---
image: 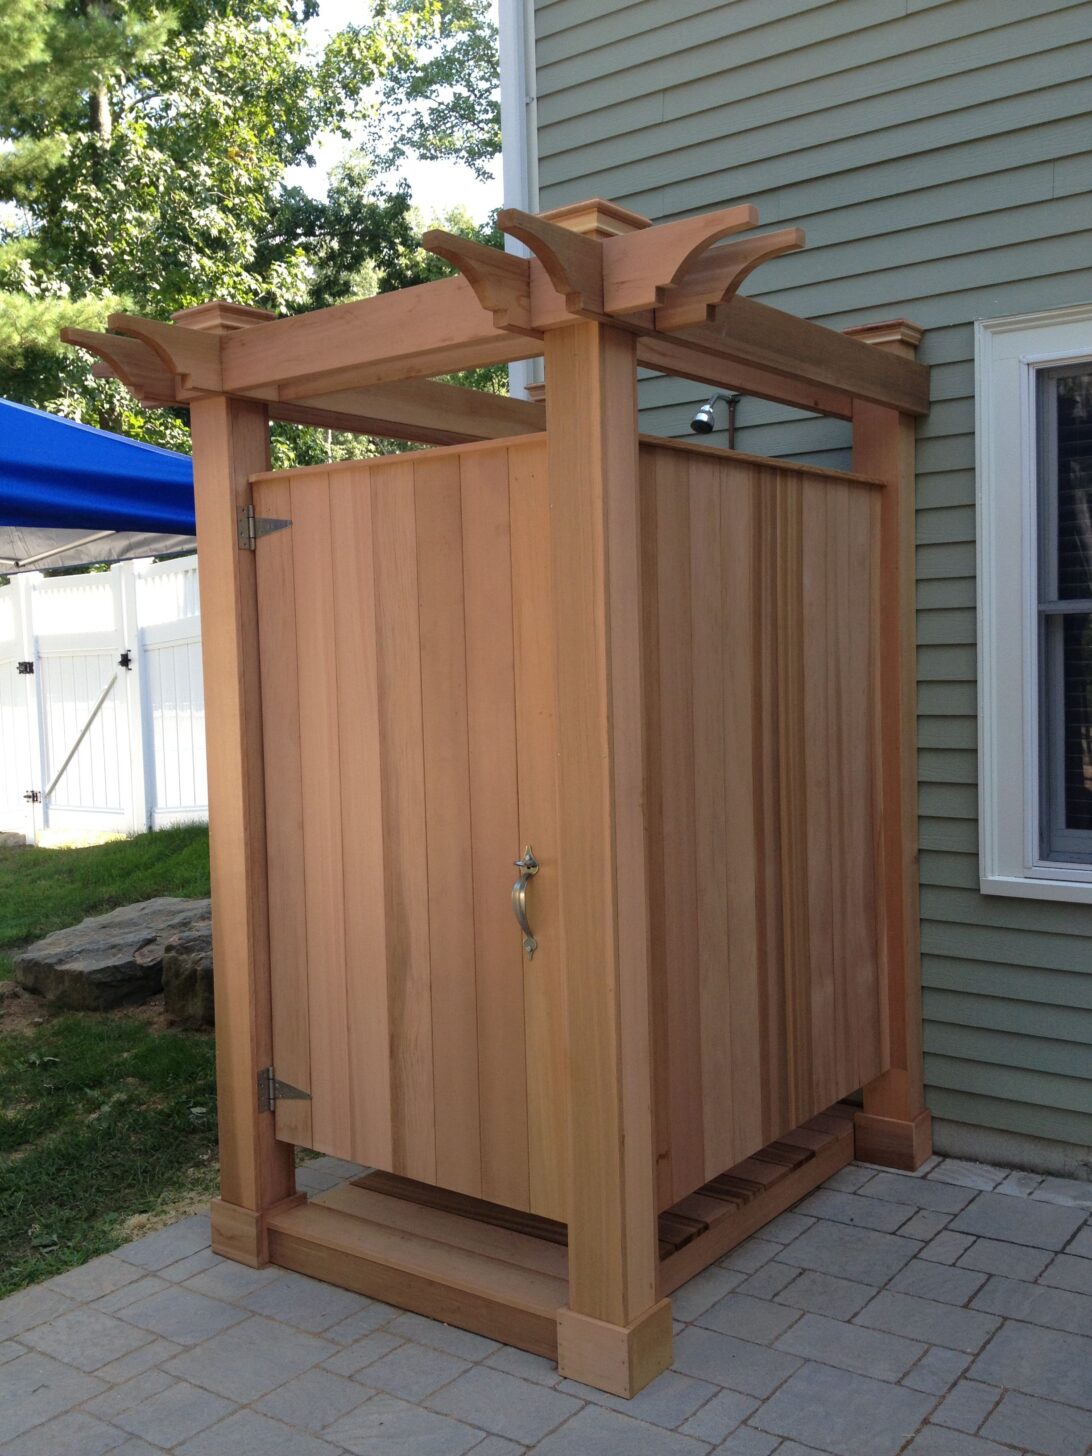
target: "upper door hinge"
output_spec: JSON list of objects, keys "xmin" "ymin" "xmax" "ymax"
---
[
  {"xmin": 16, "ymin": 660, "xmax": 33, "ymax": 675},
  {"xmin": 237, "ymin": 504, "xmax": 291, "ymax": 551},
  {"xmin": 257, "ymin": 1066, "xmax": 312, "ymax": 1114}
]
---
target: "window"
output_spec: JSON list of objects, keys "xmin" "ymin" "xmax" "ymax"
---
[{"xmin": 977, "ymin": 304, "xmax": 1092, "ymax": 901}]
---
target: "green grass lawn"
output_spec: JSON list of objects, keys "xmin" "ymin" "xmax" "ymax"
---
[{"xmin": 0, "ymin": 825, "xmax": 217, "ymax": 1296}]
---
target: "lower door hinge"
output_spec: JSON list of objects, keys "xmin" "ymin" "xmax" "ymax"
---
[
  {"xmin": 238, "ymin": 503, "xmax": 291, "ymax": 551},
  {"xmin": 258, "ymin": 1066, "xmax": 311, "ymax": 1114},
  {"xmin": 23, "ymin": 789, "xmax": 41, "ymax": 804}
]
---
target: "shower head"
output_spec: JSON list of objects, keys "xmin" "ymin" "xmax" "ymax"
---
[{"xmin": 689, "ymin": 391, "xmax": 741, "ymax": 444}]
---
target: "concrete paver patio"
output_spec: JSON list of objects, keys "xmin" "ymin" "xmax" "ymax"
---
[{"xmin": 2, "ymin": 1156, "xmax": 1090, "ymax": 1455}]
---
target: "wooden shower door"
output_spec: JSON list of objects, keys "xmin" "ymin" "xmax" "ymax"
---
[{"xmin": 251, "ymin": 435, "xmax": 568, "ymax": 1221}]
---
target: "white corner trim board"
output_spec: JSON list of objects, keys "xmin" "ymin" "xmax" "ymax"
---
[{"xmin": 975, "ymin": 301, "xmax": 1092, "ymax": 904}]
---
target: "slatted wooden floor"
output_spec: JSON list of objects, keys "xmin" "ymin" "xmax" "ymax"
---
[{"xmin": 265, "ymin": 1104, "xmax": 857, "ymax": 1360}]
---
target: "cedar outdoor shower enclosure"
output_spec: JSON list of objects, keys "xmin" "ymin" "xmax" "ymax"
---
[{"xmin": 68, "ymin": 197, "xmax": 931, "ymax": 1396}]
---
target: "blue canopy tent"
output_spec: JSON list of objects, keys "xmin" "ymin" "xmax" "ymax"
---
[{"xmin": 0, "ymin": 397, "xmax": 196, "ymax": 572}]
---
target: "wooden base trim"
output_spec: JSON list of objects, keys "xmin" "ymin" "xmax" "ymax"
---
[
  {"xmin": 211, "ymin": 1193, "xmax": 305, "ymax": 1268},
  {"xmin": 557, "ymin": 1299, "xmax": 673, "ymax": 1398},
  {"xmin": 854, "ymin": 1109, "xmax": 933, "ymax": 1172},
  {"xmin": 657, "ymin": 1106, "xmax": 856, "ymax": 1295}
]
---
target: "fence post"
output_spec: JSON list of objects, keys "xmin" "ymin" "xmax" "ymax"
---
[{"xmin": 118, "ymin": 561, "xmax": 151, "ymax": 834}]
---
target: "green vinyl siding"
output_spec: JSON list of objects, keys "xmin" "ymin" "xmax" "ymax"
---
[{"xmin": 534, "ymin": 0, "xmax": 1092, "ymax": 1153}]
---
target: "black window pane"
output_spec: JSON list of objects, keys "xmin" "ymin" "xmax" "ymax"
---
[
  {"xmin": 1062, "ymin": 612, "xmax": 1092, "ymax": 833},
  {"xmin": 1055, "ymin": 373, "xmax": 1092, "ymax": 601}
]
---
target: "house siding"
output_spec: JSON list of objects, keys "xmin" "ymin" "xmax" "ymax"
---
[{"xmin": 532, "ymin": 0, "xmax": 1092, "ymax": 1158}]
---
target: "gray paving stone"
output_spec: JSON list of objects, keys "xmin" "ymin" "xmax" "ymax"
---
[
  {"xmin": 677, "ymin": 1387, "xmax": 759, "ymax": 1442},
  {"xmin": 102, "ymin": 1443, "xmax": 168, "ymax": 1456},
  {"xmin": 672, "ymin": 1265, "xmax": 744, "ymax": 1321},
  {"xmin": 0, "ymin": 1283, "xmax": 73, "ymax": 1340},
  {"xmin": 855, "ymin": 1290, "xmax": 1000, "ymax": 1354},
  {"xmin": 163, "ymin": 1314, "xmax": 336, "ymax": 1401},
  {"xmin": 307, "ymin": 1156, "xmax": 367, "ymax": 1181},
  {"xmin": 919, "ymin": 1229, "xmax": 976, "ymax": 1265},
  {"xmin": 181, "ymin": 1259, "xmax": 281, "ymax": 1302},
  {"xmin": 1067, "ymin": 1225, "xmax": 1092, "ymax": 1259},
  {"xmin": 749, "ymin": 1360, "xmax": 933, "ymax": 1456},
  {"xmin": 116, "ymin": 1285, "xmax": 246, "ymax": 1345},
  {"xmin": 114, "ymin": 1216, "xmax": 211, "ymax": 1272},
  {"xmin": 980, "ymin": 1389, "xmax": 1092, "ymax": 1456},
  {"xmin": 529, "ymin": 1403, "xmax": 708, "ymax": 1455},
  {"xmin": 900, "ymin": 1346, "xmax": 972, "ymax": 1395},
  {"xmin": 556, "ymin": 1368, "xmax": 716, "ymax": 1428},
  {"xmin": 254, "ymin": 1366, "xmax": 375, "ymax": 1430},
  {"xmin": 156, "ymin": 1248, "xmax": 222, "ymax": 1284},
  {"xmin": 322, "ymin": 1301, "xmax": 400, "ymax": 1344},
  {"xmin": 93, "ymin": 1337, "xmax": 181, "ymax": 1384},
  {"xmin": 21, "ymin": 1306, "xmax": 153, "ymax": 1372},
  {"xmin": 671, "ymin": 1324, "xmax": 802, "ymax": 1397},
  {"xmin": 717, "ymin": 1237, "xmax": 780, "ymax": 1274},
  {"xmin": 710, "ymin": 1430, "xmax": 779, "ymax": 1455},
  {"xmin": 775, "ymin": 1310, "xmax": 925, "ymax": 1380},
  {"xmin": 358, "ymin": 1342, "xmax": 470, "ymax": 1401},
  {"xmin": 321, "ymin": 1329, "xmax": 404, "ymax": 1377},
  {"xmin": 483, "ymin": 1345, "xmax": 562, "ymax": 1386},
  {"xmin": 694, "ymin": 1291, "xmax": 802, "ymax": 1345},
  {"xmin": 426, "ymin": 1365, "xmax": 581, "ymax": 1444},
  {"xmin": 0, "ymin": 1350, "xmax": 105, "ymax": 1441},
  {"xmin": 773, "ymin": 1268, "xmax": 875, "ymax": 1320},
  {"xmin": 888, "ymin": 1257, "xmax": 988, "ymax": 1306},
  {"xmin": 899, "ymin": 1209, "xmax": 954, "ymax": 1243},
  {"xmin": 956, "ymin": 1236, "xmax": 1053, "ymax": 1281},
  {"xmin": 759, "ymin": 1211, "xmax": 816, "ymax": 1244},
  {"xmin": 822, "ymin": 1164, "xmax": 877, "ymax": 1193},
  {"xmin": 326, "ymin": 1393, "xmax": 485, "ymax": 1456},
  {"xmin": 932, "ymin": 1379, "xmax": 1003, "ymax": 1433},
  {"xmin": 47, "ymin": 1255, "xmax": 146, "ymax": 1303},
  {"xmin": 93, "ymin": 1275, "xmax": 171, "ymax": 1314},
  {"xmin": 0, "ymin": 1410, "xmax": 127, "ymax": 1455},
  {"xmin": 902, "ymin": 1427, "xmax": 1015, "ymax": 1455},
  {"xmin": 929, "ymin": 1159, "xmax": 1006, "ymax": 1191},
  {"xmin": 776, "ymin": 1219, "xmax": 921, "ymax": 1285},
  {"xmin": 795, "ymin": 1188, "xmax": 916, "ymax": 1232},
  {"xmin": 82, "ymin": 1368, "xmax": 175, "ymax": 1419},
  {"xmin": 968, "ymin": 1320, "xmax": 1092, "ymax": 1411},
  {"xmin": 295, "ymin": 1164, "xmax": 346, "ymax": 1193},
  {"xmin": 995, "ymin": 1170, "xmax": 1044, "ymax": 1198},
  {"xmin": 113, "ymin": 1380, "xmax": 236, "ymax": 1445},
  {"xmin": 950, "ymin": 1192, "xmax": 1086, "ymax": 1251},
  {"xmin": 1033, "ymin": 1177, "xmax": 1092, "ymax": 1209},
  {"xmin": 384, "ymin": 1311, "xmax": 499, "ymax": 1360},
  {"xmin": 735, "ymin": 1262, "xmax": 798, "ymax": 1302},
  {"xmin": 856, "ymin": 1171, "xmax": 976, "ymax": 1213},
  {"xmin": 238, "ymin": 1269, "xmax": 370, "ymax": 1331},
  {"xmin": 0, "ymin": 1339, "xmax": 23, "ymax": 1365},
  {"xmin": 1039, "ymin": 1252, "xmax": 1092, "ymax": 1295},
  {"xmin": 972, "ymin": 1273, "xmax": 1092, "ymax": 1336},
  {"xmin": 174, "ymin": 1408, "xmax": 338, "ymax": 1456},
  {"xmin": 472, "ymin": 1441, "xmax": 526, "ymax": 1456}
]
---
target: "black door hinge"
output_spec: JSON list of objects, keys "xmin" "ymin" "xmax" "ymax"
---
[
  {"xmin": 118, "ymin": 650, "xmax": 132, "ymax": 670},
  {"xmin": 16, "ymin": 661, "xmax": 33, "ymax": 675},
  {"xmin": 23, "ymin": 790, "xmax": 40, "ymax": 803}
]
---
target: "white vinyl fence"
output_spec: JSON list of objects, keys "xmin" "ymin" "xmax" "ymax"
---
[{"xmin": 0, "ymin": 556, "xmax": 207, "ymax": 843}]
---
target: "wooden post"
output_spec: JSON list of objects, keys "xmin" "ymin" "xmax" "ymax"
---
[
  {"xmin": 183, "ymin": 315, "xmax": 300, "ymax": 1262},
  {"xmin": 850, "ymin": 321, "xmax": 932, "ymax": 1171},
  {"xmin": 546, "ymin": 320, "xmax": 672, "ymax": 1397}
]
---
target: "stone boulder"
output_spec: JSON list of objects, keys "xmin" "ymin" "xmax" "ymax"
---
[
  {"xmin": 14, "ymin": 897, "xmax": 211, "ymax": 1011},
  {"xmin": 162, "ymin": 905, "xmax": 214, "ymax": 1029}
]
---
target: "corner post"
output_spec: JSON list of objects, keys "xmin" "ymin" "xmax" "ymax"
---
[
  {"xmin": 180, "ymin": 304, "xmax": 299, "ymax": 1264},
  {"xmin": 850, "ymin": 320, "xmax": 933, "ymax": 1171},
  {"xmin": 545, "ymin": 319, "xmax": 671, "ymax": 1396}
]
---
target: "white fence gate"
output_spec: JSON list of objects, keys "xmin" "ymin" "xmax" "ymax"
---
[{"xmin": 0, "ymin": 556, "xmax": 207, "ymax": 843}]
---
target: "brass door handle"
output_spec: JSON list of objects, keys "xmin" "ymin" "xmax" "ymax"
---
[{"xmin": 512, "ymin": 846, "xmax": 539, "ymax": 959}]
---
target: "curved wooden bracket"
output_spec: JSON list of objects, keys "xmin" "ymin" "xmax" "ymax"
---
[
  {"xmin": 60, "ymin": 327, "xmax": 180, "ymax": 405},
  {"xmin": 655, "ymin": 227, "xmax": 805, "ymax": 331},
  {"xmin": 106, "ymin": 311, "xmax": 223, "ymax": 395},
  {"xmin": 421, "ymin": 230, "xmax": 538, "ymax": 336},
  {"xmin": 497, "ymin": 208, "xmax": 604, "ymax": 317},
  {"xmin": 602, "ymin": 204, "xmax": 759, "ymax": 315}
]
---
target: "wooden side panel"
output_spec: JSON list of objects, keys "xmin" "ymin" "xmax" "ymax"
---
[{"xmin": 640, "ymin": 440, "xmax": 885, "ymax": 1204}]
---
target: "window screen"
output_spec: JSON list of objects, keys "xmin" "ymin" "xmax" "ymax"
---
[{"xmin": 1038, "ymin": 365, "xmax": 1092, "ymax": 863}]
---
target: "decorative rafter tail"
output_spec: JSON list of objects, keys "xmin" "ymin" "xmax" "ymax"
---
[
  {"xmin": 602, "ymin": 204, "xmax": 761, "ymax": 315},
  {"xmin": 105, "ymin": 311, "xmax": 223, "ymax": 395},
  {"xmin": 60, "ymin": 327, "xmax": 179, "ymax": 405},
  {"xmin": 655, "ymin": 227, "xmax": 806, "ymax": 332},
  {"xmin": 497, "ymin": 207, "xmax": 605, "ymax": 316},
  {"xmin": 420, "ymin": 229, "xmax": 538, "ymax": 336}
]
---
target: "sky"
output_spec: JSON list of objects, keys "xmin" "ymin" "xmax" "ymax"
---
[{"xmin": 284, "ymin": 0, "xmax": 503, "ymax": 223}]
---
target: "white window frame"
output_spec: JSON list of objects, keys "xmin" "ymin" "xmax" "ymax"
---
[{"xmin": 977, "ymin": 301, "xmax": 1092, "ymax": 903}]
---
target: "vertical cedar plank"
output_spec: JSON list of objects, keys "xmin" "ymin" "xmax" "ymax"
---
[
  {"xmin": 655, "ymin": 449, "xmax": 704, "ymax": 1204},
  {"xmin": 854, "ymin": 404, "xmax": 925, "ymax": 1125},
  {"xmin": 414, "ymin": 451, "xmax": 482, "ymax": 1198},
  {"xmin": 826, "ymin": 481, "xmax": 851, "ymax": 1104},
  {"xmin": 328, "ymin": 466, "xmax": 393, "ymax": 1168},
  {"xmin": 372, "ymin": 459, "xmax": 436, "ymax": 1183},
  {"xmin": 461, "ymin": 447, "xmax": 529, "ymax": 1211},
  {"xmin": 188, "ymin": 396, "xmax": 294, "ymax": 1214},
  {"xmin": 687, "ymin": 454, "xmax": 733, "ymax": 1182},
  {"xmin": 253, "ymin": 474, "xmax": 311, "ymax": 1148},
  {"xmin": 546, "ymin": 322, "xmax": 660, "ymax": 1327},
  {"xmin": 508, "ymin": 439, "xmax": 568, "ymax": 1222},
  {"xmin": 290, "ymin": 474, "xmax": 352, "ymax": 1155}
]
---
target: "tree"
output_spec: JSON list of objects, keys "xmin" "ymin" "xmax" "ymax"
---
[{"xmin": 0, "ymin": 0, "xmax": 501, "ymax": 454}]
